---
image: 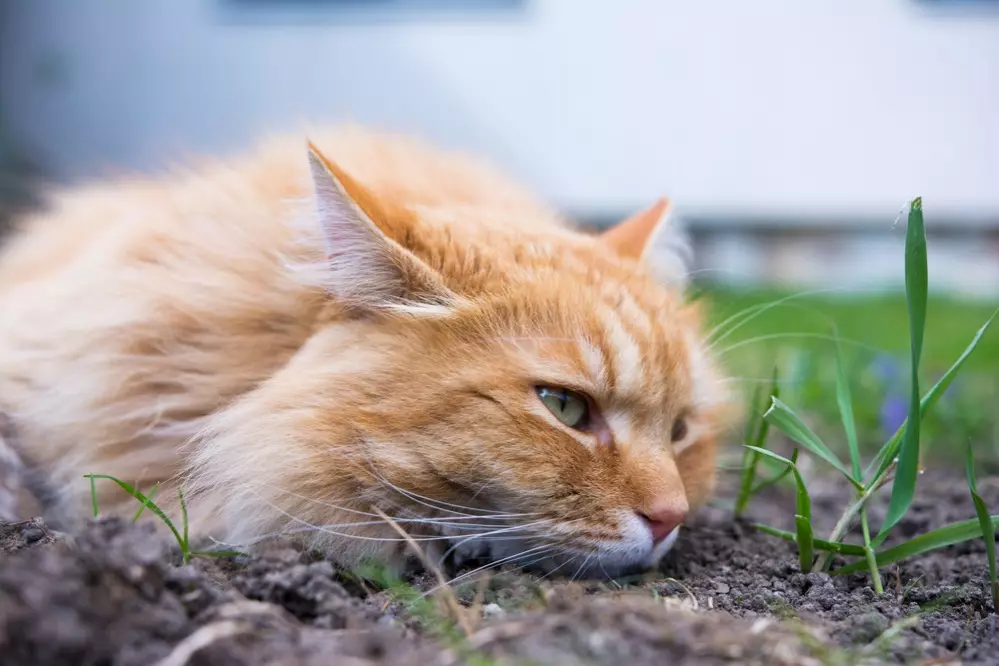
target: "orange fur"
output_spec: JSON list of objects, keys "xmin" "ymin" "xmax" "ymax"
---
[{"xmin": 0, "ymin": 125, "xmax": 732, "ymax": 576}]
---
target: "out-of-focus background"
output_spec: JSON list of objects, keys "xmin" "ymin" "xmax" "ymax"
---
[{"xmin": 1, "ymin": 0, "xmax": 998, "ymax": 464}]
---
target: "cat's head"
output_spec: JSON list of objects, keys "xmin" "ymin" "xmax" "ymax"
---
[{"xmin": 192, "ymin": 143, "xmax": 732, "ymax": 578}]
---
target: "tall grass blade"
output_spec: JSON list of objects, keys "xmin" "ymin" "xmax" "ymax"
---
[
  {"xmin": 735, "ymin": 368, "xmax": 780, "ymax": 515},
  {"xmin": 795, "ymin": 515, "xmax": 815, "ymax": 572},
  {"xmin": 763, "ymin": 398, "xmax": 862, "ymax": 490},
  {"xmin": 833, "ymin": 328, "xmax": 861, "ymax": 480},
  {"xmin": 178, "ymin": 487, "xmax": 190, "ymax": 562},
  {"xmin": 833, "ymin": 515, "xmax": 999, "ymax": 575},
  {"xmin": 89, "ymin": 474, "xmax": 99, "ymax": 518},
  {"xmin": 878, "ymin": 198, "xmax": 927, "ymax": 540},
  {"xmin": 735, "ymin": 385, "xmax": 764, "ymax": 516},
  {"xmin": 867, "ymin": 312, "xmax": 997, "ymax": 483},
  {"xmin": 965, "ymin": 444, "xmax": 998, "ymax": 615}
]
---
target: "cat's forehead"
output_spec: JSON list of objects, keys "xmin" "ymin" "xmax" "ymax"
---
[{"xmin": 488, "ymin": 276, "xmax": 697, "ymax": 410}]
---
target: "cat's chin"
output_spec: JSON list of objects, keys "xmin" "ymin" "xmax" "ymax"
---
[{"xmin": 443, "ymin": 527, "xmax": 681, "ymax": 581}]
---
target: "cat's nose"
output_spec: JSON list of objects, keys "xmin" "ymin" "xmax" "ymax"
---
[{"xmin": 637, "ymin": 498, "xmax": 688, "ymax": 545}]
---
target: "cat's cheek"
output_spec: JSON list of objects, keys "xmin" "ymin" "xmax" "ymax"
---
[{"xmin": 674, "ymin": 434, "xmax": 718, "ymax": 510}]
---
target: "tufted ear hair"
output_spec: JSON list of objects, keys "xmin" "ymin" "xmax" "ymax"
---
[
  {"xmin": 600, "ymin": 197, "xmax": 692, "ymax": 289},
  {"xmin": 307, "ymin": 141, "xmax": 458, "ymax": 313}
]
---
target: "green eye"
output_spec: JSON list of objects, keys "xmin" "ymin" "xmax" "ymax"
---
[{"xmin": 536, "ymin": 386, "xmax": 591, "ymax": 430}]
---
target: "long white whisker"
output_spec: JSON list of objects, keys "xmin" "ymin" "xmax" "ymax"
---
[
  {"xmin": 716, "ymin": 332, "xmax": 883, "ymax": 358},
  {"xmin": 705, "ymin": 286, "xmax": 848, "ymax": 348},
  {"xmin": 421, "ymin": 544, "xmax": 557, "ymax": 599},
  {"xmin": 255, "ymin": 483, "xmax": 535, "ymax": 525},
  {"xmin": 241, "ymin": 490, "xmax": 496, "ymax": 544},
  {"xmin": 436, "ymin": 518, "xmax": 556, "ymax": 564},
  {"xmin": 362, "ymin": 462, "xmax": 522, "ymax": 517}
]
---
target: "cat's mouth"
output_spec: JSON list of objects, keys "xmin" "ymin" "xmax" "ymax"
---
[{"xmin": 437, "ymin": 514, "xmax": 682, "ymax": 580}]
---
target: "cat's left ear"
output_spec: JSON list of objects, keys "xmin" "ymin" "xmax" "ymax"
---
[
  {"xmin": 600, "ymin": 197, "xmax": 692, "ymax": 289},
  {"xmin": 307, "ymin": 142, "xmax": 458, "ymax": 314}
]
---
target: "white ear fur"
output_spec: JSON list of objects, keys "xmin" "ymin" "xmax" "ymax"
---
[
  {"xmin": 307, "ymin": 147, "xmax": 455, "ymax": 312},
  {"xmin": 641, "ymin": 204, "xmax": 693, "ymax": 290}
]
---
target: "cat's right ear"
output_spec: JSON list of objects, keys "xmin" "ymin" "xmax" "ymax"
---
[
  {"xmin": 599, "ymin": 197, "xmax": 692, "ymax": 290},
  {"xmin": 307, "ymin": 142, "xmax": 457, "ymax": 313}
]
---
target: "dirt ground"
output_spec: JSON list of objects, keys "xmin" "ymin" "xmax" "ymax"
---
[{"xmin": 1, "ymin": 468, "xmax": 997, "ymax": 666}]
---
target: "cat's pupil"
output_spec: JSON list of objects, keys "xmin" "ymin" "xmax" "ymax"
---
[{"xmin": 671, "ymin": 417, "xmax": 688, "ymax": 442}]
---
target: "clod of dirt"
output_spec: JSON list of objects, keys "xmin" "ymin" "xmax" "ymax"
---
[
  {"xmin": 467, "ymin": 592, "xmax": 831, "ymax": 666},
  {"xmin": 0, "ymin": 517, "xmax": 64, "ymax": 554},
  {"xmin": 0, "ymin": 517, "xmax": 428, "ymax": 666}
]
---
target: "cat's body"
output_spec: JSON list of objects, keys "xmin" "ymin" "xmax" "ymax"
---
[{"xmin": 0, "ymin": 126, "xmax": 729, "ymax": 576}]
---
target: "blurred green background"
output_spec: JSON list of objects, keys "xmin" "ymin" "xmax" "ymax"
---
[{"xmin": 700, "ymin": 285, "xmax": 999, "ymax": 471}]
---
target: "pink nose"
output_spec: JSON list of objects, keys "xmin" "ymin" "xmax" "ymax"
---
[{"xmin": 637, "ymin": 501, "xmax": 688, "ymax": 545}]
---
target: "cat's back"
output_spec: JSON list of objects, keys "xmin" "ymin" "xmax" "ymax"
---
[{"xmin": 0, "ymin": 125, "xmax": 552, "ymax": 290}]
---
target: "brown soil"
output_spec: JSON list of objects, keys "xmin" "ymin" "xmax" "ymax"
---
[{"xmin": 1, "ymin": 469, "xmax": 996, "ymax": 666}]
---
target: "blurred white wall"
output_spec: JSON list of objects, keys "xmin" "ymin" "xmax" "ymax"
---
[{"xmin": 2, "ymin": 0, "xmax": 998, "ymax": 226}]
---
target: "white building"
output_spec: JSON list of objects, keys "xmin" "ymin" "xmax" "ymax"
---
[{"xmin": 2, "ymin": 0, "xmax": 997, "ymax": 294}]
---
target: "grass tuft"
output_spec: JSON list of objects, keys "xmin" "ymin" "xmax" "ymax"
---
[
  {"xmin": 85, "ymin": 473, "xmax": 244, "ymax": 564},
  {"xmin": 740, "ymin": 197, "xmax": 999, "ymax": 598}
]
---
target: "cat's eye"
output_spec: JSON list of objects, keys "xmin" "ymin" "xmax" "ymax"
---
[
  {"xmin": 536, "ymin": 386, "xmax": 591, "ymax": 430},
  {"xmin": 671, "ymin": 417, "xmax": 689, "ymax": 442}
]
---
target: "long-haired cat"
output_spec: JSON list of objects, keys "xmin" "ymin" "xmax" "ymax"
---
[{"xmin": 0, "ymin": 126, "xmax": 730, "ymax": 577}]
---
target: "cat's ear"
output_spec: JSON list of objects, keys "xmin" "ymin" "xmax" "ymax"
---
[
  {"xmin": 307, "ymin": 142, "xmax": 457, "ymax": 313},
  {"xmin": 600, "ymin": 197, "xmax": 692, "ymax": 289}
]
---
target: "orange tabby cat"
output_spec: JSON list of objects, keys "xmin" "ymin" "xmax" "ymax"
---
[{"xmin": 0, "ymin": 126, "xmax": 730, "ymax": 576}]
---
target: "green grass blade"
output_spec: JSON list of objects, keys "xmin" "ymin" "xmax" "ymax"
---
[
  {"xmin": 750, "ymin": 449, "xmax": 799, "ymax": 495},
  {"xmin": 743, "ymin": 445, "xmax": 814, "ymax": 572},
  {"xmin": 877, "ymin": 198, "xmax": 927, "ymax": 541},
  {"xmin": 753, "ymin": 524, "xmax": 867, "ymax": 556},
  {"xmin": 795, "ymin": 515, "xmax": 814, "ymax": 571},
  {"xmin": 132, "ymin": 484, "xmax": 160, "ymax": 523},
  {"xmin": 735, "ymin": 368, "xmax": 780, "ymax": 516},
  {"xmin": 734, "ymin": 385, "xmax": 764, "ymax": 516},
  {"xmin": 84, "ymin": 474, "xmax": 184, "ymax": 551},
  {"xmin": 965, "ymin": 444, "xmax": 998, "ymax": 614},
  {"xmin": 833, "ymin": 328, "xmax": 861, "ymax": 480},
  {"xmin": 89, "ymin": 474, "xmax": 99, "ymax": 518},
  {"xmin": 763, "ymin": 397, "xmax": 862, "ymax": 490},
  {"xmin": 867, "ymin": 311, "xmax": 997, "ymax": 483},
  {"xmin": 178, "ymin": 488, "xmax": 189, "ymax": 559},
  {"xmin": 833, "ymin": 515, "xmax": 999, "ymax": 575}
]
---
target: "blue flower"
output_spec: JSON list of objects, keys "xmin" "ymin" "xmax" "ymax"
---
[
  {"xmin": 880, "ymin": 394, "xmax": 908, "ymax": 436},
  {"xmin": 870, "ymin": 354, "xmax": 902, "ymax": 386}
]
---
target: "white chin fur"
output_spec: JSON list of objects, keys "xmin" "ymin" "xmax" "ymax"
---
[{"xmin": 444, "ymin": 513, "xmax": 683, "ymax": 579}]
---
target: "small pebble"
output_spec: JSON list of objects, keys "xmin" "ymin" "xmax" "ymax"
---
[
  {"xmin": 482, "ymin": 602, "xmax": 506, "ymax": 619},
  {"xmin": 20, "ymin": 526, "xmax": 44, "ymax": 543}
]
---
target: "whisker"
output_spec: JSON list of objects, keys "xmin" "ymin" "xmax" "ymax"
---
[
  {"xmin": 241, "ymin": 491, "xmax": 501, "ymax": 544},
  {"xmin": 436, "ymin": 518, "xmax": 556, "ymax": 564},
  {"xmin": 569, "ymin": 552, "xmax": 596, "ymax": 582},
  {"xmin": 705, "ymin": 286, "xmax": 848, "ymax": 348},
  {"xmin": 716, "ymin": 332, "xmax": 884, "ymax": 358},
  {"xmin": 421, "ymin": 544, "xmax": 557, "ymax": 599},
  {"xmin": 363, "ymin": 463, "xmax": 525, "ymax": 518},
  {"xmin": 256, "ymin": 483, "xmax": 535, "ymax": 524}
]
